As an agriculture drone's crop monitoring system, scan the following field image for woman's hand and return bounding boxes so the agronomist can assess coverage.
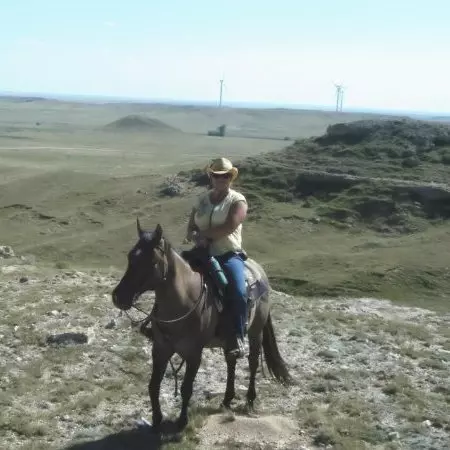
[194,231,210,248]
[183,230,195,244]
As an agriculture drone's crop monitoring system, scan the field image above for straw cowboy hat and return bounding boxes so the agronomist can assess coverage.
[206,157,238,181]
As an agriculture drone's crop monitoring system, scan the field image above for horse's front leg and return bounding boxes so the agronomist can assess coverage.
[177,350,203,430]
[149,343,172,430]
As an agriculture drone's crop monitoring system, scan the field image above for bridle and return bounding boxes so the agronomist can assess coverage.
[123,241,207,327]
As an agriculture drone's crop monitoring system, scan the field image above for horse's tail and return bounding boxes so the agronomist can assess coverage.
[262,312,292,385]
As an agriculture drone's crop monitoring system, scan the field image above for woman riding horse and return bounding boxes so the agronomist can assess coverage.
[185,157,248,359]
[111,157,292,428]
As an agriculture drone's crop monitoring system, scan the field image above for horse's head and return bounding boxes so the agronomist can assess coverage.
[112,219,169,311]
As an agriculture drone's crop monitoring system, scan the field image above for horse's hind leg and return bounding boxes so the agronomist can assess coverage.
[177,351,202,431]
[222,354,237,408]
[246,333,263,411]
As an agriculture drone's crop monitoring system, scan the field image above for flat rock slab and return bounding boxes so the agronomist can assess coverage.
[46,332,89,346]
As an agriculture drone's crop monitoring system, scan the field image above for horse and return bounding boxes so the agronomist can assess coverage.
[111,220,292,431]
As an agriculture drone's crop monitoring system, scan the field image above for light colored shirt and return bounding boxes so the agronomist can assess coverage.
[194,188,247,256]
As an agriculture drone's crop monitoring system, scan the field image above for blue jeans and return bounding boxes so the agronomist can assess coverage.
[215,252,247,340]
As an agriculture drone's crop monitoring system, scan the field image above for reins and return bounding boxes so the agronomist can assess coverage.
[123,274,206,326]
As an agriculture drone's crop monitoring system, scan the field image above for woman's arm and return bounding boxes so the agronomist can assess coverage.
[201,201,247,240]
[185,207,198,241]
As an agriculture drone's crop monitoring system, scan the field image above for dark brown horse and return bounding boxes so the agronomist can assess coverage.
[112,220,291,431]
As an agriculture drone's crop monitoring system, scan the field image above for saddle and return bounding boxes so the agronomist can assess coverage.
[139,248,269,342]
[180,247,269,326]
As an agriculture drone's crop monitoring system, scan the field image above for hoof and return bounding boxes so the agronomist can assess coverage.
[221,400,233,410]
[220,405,236,422]
[176,415,188,431]
[151,424,161,434]
[244,402,258,418]
[151,415,163,433]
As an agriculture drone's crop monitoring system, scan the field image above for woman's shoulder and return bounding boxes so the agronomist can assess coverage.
[229,188,247,203]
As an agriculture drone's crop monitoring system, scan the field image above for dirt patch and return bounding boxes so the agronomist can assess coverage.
[197,413,304,449]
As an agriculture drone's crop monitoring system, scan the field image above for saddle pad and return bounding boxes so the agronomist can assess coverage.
[244,259,269,328]
[244,259,268,301]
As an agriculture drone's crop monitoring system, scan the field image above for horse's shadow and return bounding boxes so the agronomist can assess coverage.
[64,421,182,450]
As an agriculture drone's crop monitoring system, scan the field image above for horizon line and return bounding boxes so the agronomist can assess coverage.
[1,90,449,118]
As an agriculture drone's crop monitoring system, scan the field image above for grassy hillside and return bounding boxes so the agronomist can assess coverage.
[1,105,449,310]
[180,119,450,309]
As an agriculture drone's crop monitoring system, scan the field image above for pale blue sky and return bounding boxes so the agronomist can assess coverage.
[2,0,450,112]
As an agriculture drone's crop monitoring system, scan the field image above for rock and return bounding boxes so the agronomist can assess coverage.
[388,431,400,441]
[317,349,339,360]
[204,390,223,400]
[37,401,51,410]
[0,246,15,258]
[19,276,29,283]
[135,417,152,428]
[311,216,321,224]
[46,332,89,346]
[422,419,432,428]
[64,271,83,278]
[161,183,183,197]
[105,319,116,329]
[160,176,185,197]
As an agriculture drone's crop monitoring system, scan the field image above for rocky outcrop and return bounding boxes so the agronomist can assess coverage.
[316,119,450,150]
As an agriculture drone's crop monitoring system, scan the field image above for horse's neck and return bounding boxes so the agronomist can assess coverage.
[155,248,202,311]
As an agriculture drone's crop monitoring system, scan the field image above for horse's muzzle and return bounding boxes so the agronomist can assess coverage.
[111,289,132,311]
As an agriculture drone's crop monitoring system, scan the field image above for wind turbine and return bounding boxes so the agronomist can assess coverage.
[218,74,226,108]
[334,83,346,112]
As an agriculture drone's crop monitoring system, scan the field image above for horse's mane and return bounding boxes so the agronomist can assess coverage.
[161,236,192,274]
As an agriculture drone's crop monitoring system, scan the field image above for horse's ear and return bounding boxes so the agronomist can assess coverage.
[136,217,143,237]
[154,223,163,242]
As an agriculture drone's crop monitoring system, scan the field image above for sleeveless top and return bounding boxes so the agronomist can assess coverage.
[194,188,247,256]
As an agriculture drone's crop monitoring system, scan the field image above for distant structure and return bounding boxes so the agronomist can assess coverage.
[219,78,224,108]
[335,84,345,112]
[208,124,226,137]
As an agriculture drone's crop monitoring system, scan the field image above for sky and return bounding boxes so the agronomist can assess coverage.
[2,0,450,113]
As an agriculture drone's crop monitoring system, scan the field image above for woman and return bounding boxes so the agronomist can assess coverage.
[185,157,248,358]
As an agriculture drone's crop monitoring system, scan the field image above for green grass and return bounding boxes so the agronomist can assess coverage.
[2,119,450,312]
[178,119,450,309]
